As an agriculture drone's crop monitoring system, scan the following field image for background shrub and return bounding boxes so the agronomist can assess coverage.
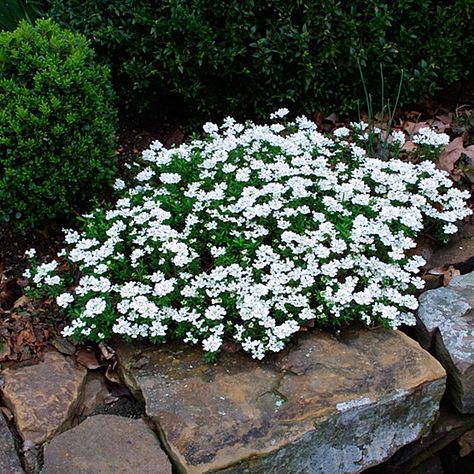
[48,0,474,124]
[0,19,117,232]
[0,0,45,31]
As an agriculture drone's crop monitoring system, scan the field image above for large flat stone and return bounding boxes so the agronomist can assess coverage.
[115,328,446,474]
[43,415,172,474]
[0,414,23,474]
[417,272,474,413]
[0,351,87,444]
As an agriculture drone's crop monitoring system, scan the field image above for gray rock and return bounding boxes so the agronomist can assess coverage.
[115,328,446,474]
[417,271,474,413]
[366,404,474,473]
[43,415,172,474]
[0,413,23,474]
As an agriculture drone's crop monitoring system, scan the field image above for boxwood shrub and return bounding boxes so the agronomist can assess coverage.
[0,19,117,232]
[48,0,474,123]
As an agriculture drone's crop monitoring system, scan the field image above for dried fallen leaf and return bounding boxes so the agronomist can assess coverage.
[13,322,35,354]
[435,113,453,125]
[98,342,115,360]
[0,337,11,362]
[76,348,101,370]
[431,120,451,133]
[403,121,428,136]
[443,265,461,286]
[13,295,30,309]
[427,265,449,275]
[438,137,465,172]
[105,366,121,384]
[324,112,338,124]
[401,140,416,153]
[104,393,120,405]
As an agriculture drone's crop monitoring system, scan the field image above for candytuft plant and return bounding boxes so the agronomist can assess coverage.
[0,19,117,232]
[26,111,471,361]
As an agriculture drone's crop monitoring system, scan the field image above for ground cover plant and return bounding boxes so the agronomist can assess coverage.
[26,111,471,361]
[0,19,117,232]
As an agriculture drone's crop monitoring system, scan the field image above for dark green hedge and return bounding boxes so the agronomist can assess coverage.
[0,19,117,231]
[49,0,474,124]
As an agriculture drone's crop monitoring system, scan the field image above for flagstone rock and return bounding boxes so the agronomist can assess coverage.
[115,328,446,474]
[0,351,87,444]
[417,271,474,413]
[43,415,172,474]
[0,414,23,474]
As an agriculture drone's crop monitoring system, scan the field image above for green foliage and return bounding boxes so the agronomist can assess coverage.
[0,19,117,232]
[0,0,45,31]
[48,0,474,124]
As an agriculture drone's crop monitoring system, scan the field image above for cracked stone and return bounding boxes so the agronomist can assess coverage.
[115,328,446,474]
[0,351,87,444]
[0,413,23,474]
[417,271,474,413]
[43,415,172,474]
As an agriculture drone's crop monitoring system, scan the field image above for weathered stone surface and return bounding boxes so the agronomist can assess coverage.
[43,415,172,474]
[366,403,474,473]
[0,351,87,444]
[116,328,446,474]
[0,413,23,473]
[417,271,474,413]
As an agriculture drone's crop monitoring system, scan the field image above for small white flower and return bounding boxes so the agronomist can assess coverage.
[203,122,218,134]
[333,127,350,138]
[25,248,36,258]
[113,178,126,190]
[45,275,61,286]
[57,293,74,308]
[392,130,406,146]
[160,173,181,184]
[412,127,450,147]
[269,108,289,119]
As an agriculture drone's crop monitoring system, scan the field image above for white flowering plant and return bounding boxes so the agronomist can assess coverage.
[25,110,471,361]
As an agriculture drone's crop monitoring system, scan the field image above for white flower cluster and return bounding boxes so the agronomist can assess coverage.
[412,127,450,147]
[28,115,470,360]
